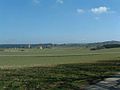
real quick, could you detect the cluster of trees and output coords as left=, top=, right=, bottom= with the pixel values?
left=90, top=44, right=120, bottom=50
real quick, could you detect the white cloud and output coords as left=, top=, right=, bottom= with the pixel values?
left=33, top=0, right=40, bottom=4
left=56, top=0, right=64, bottom=4
left=91, top=6, right=109, bottom=14
left=77, top=9, right=85, bottom=14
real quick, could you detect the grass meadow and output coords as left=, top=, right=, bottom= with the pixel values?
left=0, top=47, right=120, bottom=89
left=0, top=47, right=120, bottom=68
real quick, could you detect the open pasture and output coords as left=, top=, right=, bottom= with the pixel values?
left=0, top=47, right=120, bottom=68
left=0, top=47, right=120, bottom=89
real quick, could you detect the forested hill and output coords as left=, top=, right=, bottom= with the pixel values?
left=85, top=41, right=120, bottom=47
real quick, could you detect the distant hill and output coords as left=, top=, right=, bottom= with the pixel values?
left=89, top=41, right=120, bottom=50
left=90, top=41, right=120, bottom=45
left=86, top=41, right=120, bottom=47
left=56, top=41, right=120, bottom=48
left=0, top=41, right=120, bottom=48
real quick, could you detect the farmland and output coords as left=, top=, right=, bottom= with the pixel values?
left=0, top=47, right=120, bottom=89
left=0, top=47, right=120, bottom=68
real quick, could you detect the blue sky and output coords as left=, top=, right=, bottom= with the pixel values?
left=0, top=0, right=120, bottom=44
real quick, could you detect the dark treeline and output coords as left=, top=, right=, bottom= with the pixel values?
left=0, top=43, right=89, bottom=48
left=90, top=44, right=120, bottom=50
left=0, top=41, right=120, bottom=48
left=0, top=44, right=53, bottom=48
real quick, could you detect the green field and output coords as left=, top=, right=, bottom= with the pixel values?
left=0, top=59, right=120, bottom=90
left=0, top=47, right=120, bottom=68
left=0, top=47, right=120, bottom=89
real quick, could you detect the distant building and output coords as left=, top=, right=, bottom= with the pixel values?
left=28, top=44, right=31, bottom=48
left=39, top=46, right=43, bottom=50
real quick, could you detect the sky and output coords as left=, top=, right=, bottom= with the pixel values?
left=0, top=0, right=120, bottom=44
